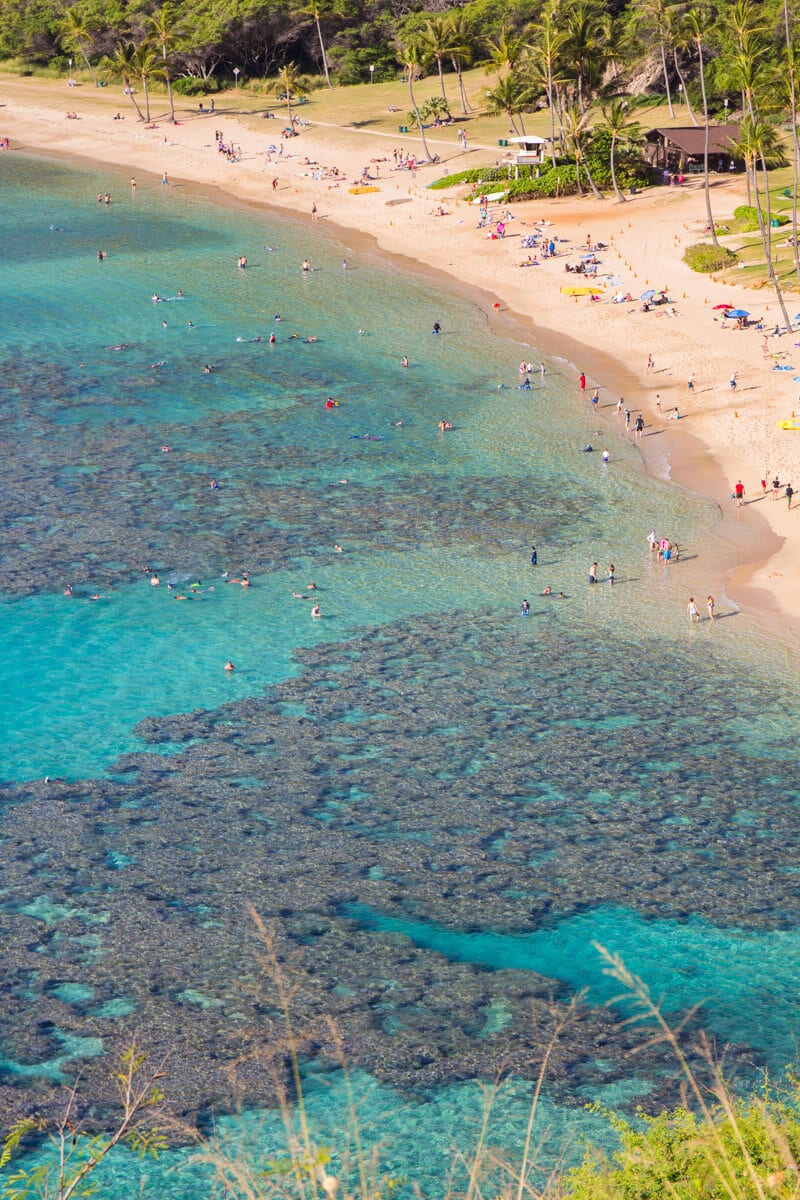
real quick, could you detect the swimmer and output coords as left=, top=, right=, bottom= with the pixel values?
left=150, top=574, right=160, bottom=586
left=161, top=445, right=171, bottom=452
left=177, top=290, right=184, bottom=297
left=162, top=320, right=168, bottom=328
left=521, top=599, right=530, bottom=616
left=541, top=586, right=552, bottom=596
left=224, top=661, right=235, bottom=671
left=433, top=321, right=441, bottom=335
left=188, top=321, right=194, bottom=328
left=241, top=574, right=250, bottom=587
left=334, top=543, right=343, bottom=552
left=602, top=449, right=610, bottom=463
left=151, top=362, right=167, bottom=369
left=63, top=584, right=73, bottom=596
left=274, top=314, right=282, bottom=321
left=292, top=592, right=309, bottom=599
left=401, top=355, right=409, bottom=368
left=203, top=364, right=215, bottom=373
left=311, top=603, right=321, bottom=618
left=269, top=333, right=276, bottom=344
left=302, top=259, right=311, bottom=271
left=307, top=582, right=317, bottom=590
left=152, top=293, right=161, bottom=302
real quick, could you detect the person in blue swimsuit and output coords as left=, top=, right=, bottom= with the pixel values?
left=521, top=599, right=530, bottom=616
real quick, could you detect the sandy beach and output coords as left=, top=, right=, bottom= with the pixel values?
left=4, top=77, right=799, bottom=633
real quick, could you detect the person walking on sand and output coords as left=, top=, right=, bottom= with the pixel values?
left=635, top=413, right=645, bottom=438
left=786, top=482, right=794, bottom=509
left=707, top=595, right=715, bottom=622
left=729, top=370, right=738, bottom=392
left=687, top=371, right=696, bottom=394
left=591, top=387, right=599, bottom=413
left=646, top=353, right=654, bottom=374
left=734, top=479, right=745, bottom=506
left=687, top=596, right=700, bottom=622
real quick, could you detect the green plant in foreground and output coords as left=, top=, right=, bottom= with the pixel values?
left=683, top=242, right=739, bottom=271
left=0, top=1043, right=168, bottom=1200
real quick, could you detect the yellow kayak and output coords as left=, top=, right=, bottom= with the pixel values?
left=348, top=185, right=380, bottom=194
left=777, top=420, right=800, bottom=430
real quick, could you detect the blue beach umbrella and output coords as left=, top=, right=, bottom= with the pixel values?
left=640, top=288, right=656, bottom=300
left=726, top=308, right=750, bottom=319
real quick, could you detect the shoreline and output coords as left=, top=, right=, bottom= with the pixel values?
left=4, top=78, right=798, bottom=642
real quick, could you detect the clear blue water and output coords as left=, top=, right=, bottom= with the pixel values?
left=2, top=153, right=800, bottom=1195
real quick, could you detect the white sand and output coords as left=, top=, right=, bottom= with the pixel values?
left=4, top=81, right=799, bottom=629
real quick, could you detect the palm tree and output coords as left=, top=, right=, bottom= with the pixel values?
left=272, top=62, right=303, bottom=124
left=446, top=9, right=475, bottom=115
left=528, top=9, right=568, bottom=165
left=485, top=27, right=528, bottom=74
left=59, top=6, right=99, bottom=86
left=627, top=0, right=676, bottom=117
left=669, top=16, right=700, bottom=127
left=147, top=5, right=182, bottom=124
left=563, top=103, right=603, bottom=198
left=483, top=73, right=533, bottom=136
left=105, top=42, right=146, bottom=121
left=783, top=0, right=800, bottom=283
left=732, top=117, right=791, bottom=332
left=294, top=0, right=333, bottom=88
left=397, top=41, right=434, bottom=162
left=684, top=6, right=718, bottom=245
left=601, top=100, right=641, bottom=202
left=132, top=43, right=164, bottom=123
left=560, top=0, right=608, bottom=111
left=419, top=16, right=454, bottom=108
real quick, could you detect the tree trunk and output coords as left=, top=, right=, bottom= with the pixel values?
left=162, top=44, right=175, bottom=123
left=315, top=16, right=332, bottom=88
left=610, top=132, right=626, bottom=202
left=673, top=50, right=698, bottom=125
left=754, top=152, right=792, bottom=333
left=408, top=72, right=433, bottom=161
left=547, top=69, right=557, bottom=166
left=696, top=39, right=718, bottom=246
left=453, top=60, right=471, bottom=114
left=78, top=41, right=99, bottom=87
left=437, top=56, right=448, bottom=105
left=660, top=42, right=675, bottom=118
left=784, top=0, right=800, bottom=284
left=125, top=77, right=145, bottom=120
left=142, top=76, right=150, bottom=121
left=582, top=155, right=603, bottom=199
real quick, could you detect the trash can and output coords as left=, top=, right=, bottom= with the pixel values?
left=498, top=138, right=508, bottom=147
left=398, top=125, right=408, bottom=133
left=630, top=186, right=637, bottom=195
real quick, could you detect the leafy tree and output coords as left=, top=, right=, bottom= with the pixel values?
left=58, top=6, right=99, bottom=85
left=0, top=1044, right=167, bottom=1200
left=485, top=25, right=528, bottom=73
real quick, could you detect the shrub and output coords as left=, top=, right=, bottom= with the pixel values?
left=173, top=76, right=220, bottom=96
left=683, top=242, right=739, bottom=272
left=733, top=203, right=788, bottom=231
left=428, top=166, right=510, bottom=189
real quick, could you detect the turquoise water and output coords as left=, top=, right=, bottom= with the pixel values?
left=2, top=153, right=800, bottom=1194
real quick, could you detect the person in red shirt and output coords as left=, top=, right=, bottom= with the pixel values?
left=734, top=480, right=745, bottom=506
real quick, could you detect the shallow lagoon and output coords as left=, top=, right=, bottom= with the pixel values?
left=2, top=153, right=799, bottom=1193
